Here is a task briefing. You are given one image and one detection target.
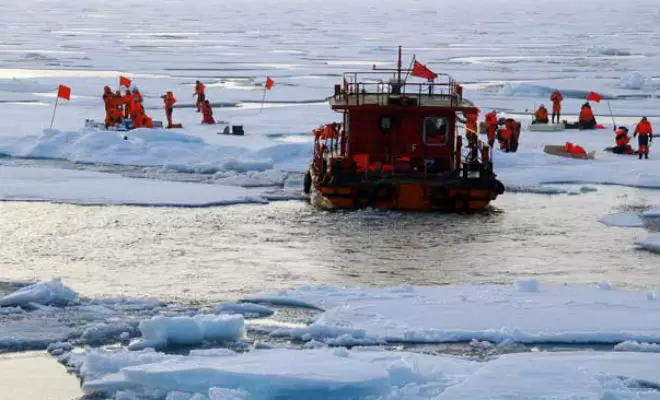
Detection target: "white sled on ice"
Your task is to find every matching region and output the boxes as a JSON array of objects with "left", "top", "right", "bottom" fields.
[
  {"left": 84, "top": 119, "right": 164, "bottom": 131},
  {"left": 527, "top": 123, "right": 565, "bottom": 132}
]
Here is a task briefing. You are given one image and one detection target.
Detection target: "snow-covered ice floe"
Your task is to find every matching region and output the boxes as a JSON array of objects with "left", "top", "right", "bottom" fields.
[
  {"left": 64, "top": 347, "right": 660, "bottom": 400},
  {"left": 244, "top": 282, "right": 660, "bottom": 345},
  {"left": 0, "top": 166, "right": 266, "bottom": 207}
]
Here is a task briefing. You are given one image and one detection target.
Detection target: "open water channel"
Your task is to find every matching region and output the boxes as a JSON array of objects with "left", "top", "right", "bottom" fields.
[{"left": 2, "top": 185, "right": 659, "bottom": 302}]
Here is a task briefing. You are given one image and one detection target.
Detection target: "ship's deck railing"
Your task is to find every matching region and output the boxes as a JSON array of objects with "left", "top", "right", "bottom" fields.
[{"left": 333, "top": 72, "right": 467, "bottom": 108}]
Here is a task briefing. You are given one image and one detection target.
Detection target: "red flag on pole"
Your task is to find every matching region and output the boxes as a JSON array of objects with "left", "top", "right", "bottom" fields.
[
  {"left": 586, "top": 91, "right": 602, "bottom": 103},
  {"left": 411, "top": 60, "right": 438, "bottom": 80},
  {"left": 119, "top": 76, "right": 132, "bottom": 88},
  {"left": 57, "top": 84, "right": 71, "bottom": 101},
  {"left": 265, "top": 77, "right": 274, "bottom": 90}
]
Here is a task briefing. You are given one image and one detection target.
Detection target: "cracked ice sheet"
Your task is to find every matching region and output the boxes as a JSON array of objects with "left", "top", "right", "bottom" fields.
[{"left": 244, "top": 284, "right": 660, "bottom": 345}]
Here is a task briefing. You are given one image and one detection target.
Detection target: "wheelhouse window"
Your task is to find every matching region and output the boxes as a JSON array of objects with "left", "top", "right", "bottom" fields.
[{"left": 423, "top": 117, "right": 449, "bottom": 146}]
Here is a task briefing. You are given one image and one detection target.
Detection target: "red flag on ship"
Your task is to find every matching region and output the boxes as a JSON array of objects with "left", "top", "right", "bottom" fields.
[
  {"left": 57, "top": 84, "right": 71, "bottom": 101},
  {"left": 119, "top": 76, "right": 132, "bottom": 88},
  {"left": 265, "top": 77, "right": 274, "bottom": 90},
  {"left": 411, "top": 60, "right": 438, "bottom": 80},
  {"left": 586, "top": 91, "right": 602, "bottom": 103}
]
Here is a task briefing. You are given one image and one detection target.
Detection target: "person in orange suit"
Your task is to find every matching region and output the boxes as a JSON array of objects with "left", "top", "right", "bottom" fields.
[
  {"left": 634, "top": 117, "right": 653, "bottom": 159},
  {"left": 550, "top": 90, "right": 564, "bottom": 124},
  {"left": 613, "top": 126, "right": 634, "bottom": 155},
  {"left": 201, "top": 100, "right": 215, "bottom": 124},
  {"left": 497, "top": 124, "right": 512, "bottom": 152},
  {"left": 162, "top": 91, "right": 177, "bottom": 128},
  {"left": 194, "top": 80, "right": 206, "bottom": 112},
  {"left": 463, "top": 110, "right": 479, "bottom": 161},
  {"left": 123, "top": 90, "right": 133, "bottom": 119},
  {"left": 534, "top": 105, "right": 549, "bottom": 124},
  {"left": 132, "top": 88, "right": 143, "bottom": 104},
  {"left": 102, "top": 86, "right": 114, "bottom": 128},
  {"left": 484, "top": 111, "right": 498, "bottom": 148},
  {"left": 578, "top": 102, "right": 596, "bottom": 129}
]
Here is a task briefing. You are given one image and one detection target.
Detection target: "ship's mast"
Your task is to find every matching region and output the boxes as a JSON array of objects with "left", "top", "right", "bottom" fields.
[{"left": 397, "top": 45, "right": 402, "bottom": 84}]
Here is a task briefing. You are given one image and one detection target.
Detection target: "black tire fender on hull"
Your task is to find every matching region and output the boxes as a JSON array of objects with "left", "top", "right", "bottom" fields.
[{"left": 303, "top": 170, "right": 312, "bottom": 194}]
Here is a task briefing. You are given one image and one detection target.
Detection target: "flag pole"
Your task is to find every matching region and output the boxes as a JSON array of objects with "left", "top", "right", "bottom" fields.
[
  {"left": 49, "top": 96, "right": 60, "bottom": 129},
  {"left": 607, "top": 100, "right": 616, "bottom": 129},
  {"left": 260, "top": 87, "right": 267, "bottom": 113}
]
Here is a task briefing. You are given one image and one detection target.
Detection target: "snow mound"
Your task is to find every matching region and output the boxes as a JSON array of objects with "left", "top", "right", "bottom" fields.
[
  {"left": 0, "top": 278, "right": 77, "bottom": 307},
  {"left": 0, "top": 128, "right": 310, "bottom": 174},
  {"left": 637, "top": 234, "right": 660, "bottom": 253},
  {"left": 599, "top": 212, "right": 645, "bottom": 227},
  {"left": 216, "top": 303, "right": 274, "bottom": 318},
  {"left": 621, "top": 72, "right": 647, "bottom": 90},
  {"left": 247, "top": 284, "right": 660, "bottom": 345},
  {"left": 131, "top": 314, "right": 245, "bottom": 349}
]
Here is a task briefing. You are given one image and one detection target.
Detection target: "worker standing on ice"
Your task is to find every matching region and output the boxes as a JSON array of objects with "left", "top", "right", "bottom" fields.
[
  {"left": 578, "top": 102, "right": 596, "bottom": 130},
  {"left": 533, "top": 105, "right": 549, "bottom": 124},
  {"left": 634, "top": 117, "right": 653, "bottom": 159},
  {"left": 102, "top": 86, "right": 113, "bottom": 128},
  {"left": 162, "top": 91, "right": 177, "bottom": 129},
  {"left": 550, "top": 90, "right": 563, "bottom": 124},
  {"left": 462, "top": 110, "right": 479, "bottom": 161},
  {"left": 201, "top": 100, "right": 215, "bottom": 124},
  {"left": 122, "top": 90, "right": 133, "bottom": 119},
  {"left": 194, "top": 80, "right": 206, "bottom": 112},
  {"left": 484, "top": 111, "right": 498, "bottom": 148}
]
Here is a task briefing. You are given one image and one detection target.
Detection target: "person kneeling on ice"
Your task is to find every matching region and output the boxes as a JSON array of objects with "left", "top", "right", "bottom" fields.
[
  {"left": 634, "top": 117, "right": 653, "bottom": 160},
  {"left": 162, "top": 91, "right": 177, "bottom": 129},
  {"left": 533, "top": 105, "right": 549, "bottom": 124},
  {"left": 578, "top": 102, "right": 597, "bottom": 130},
  {"left": 201, "top": 100, "right": 215, "bottom": 124},
  {"left": 484, "top": 111, "right": 498, "bottom": 147},
  {"left": 564, "top": 142, "right": 586, "bottom": 156},
  {"left": 550, "top": 90, "right": 564, "bottom": 124},
  {"left": 613, "top": 126, "right": 634, "bottom": 155}
]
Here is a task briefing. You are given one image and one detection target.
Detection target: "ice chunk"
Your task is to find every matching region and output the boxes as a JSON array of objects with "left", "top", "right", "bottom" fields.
[
  {"left": 131, "top": 314, "right": 244, "bottom": 349},
  {"left": 513, "top": 279, "right": 539, "bottom": 292},
  {"left": 216, "top": 303, "right": 274, "bottom": 318},
  {"left": 614, "top": 340, "right": 660, "bottom": 353},
  {"left": 599, "top": 212, "right": 645, "bottom": 228},
  {"left": 637, "top": 234, "right": 660, "bottom": 253},
  {"left": 208, "top": 388, "right": 246, "bottom": 400},
  {"left": 620, "top": 71, "right": 647, "bottom": 90},
  {"left": 0, "top": 278, "right": 77, "bottom": 307}
]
